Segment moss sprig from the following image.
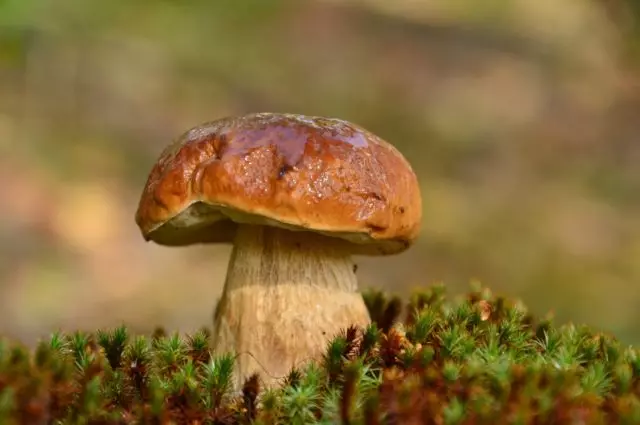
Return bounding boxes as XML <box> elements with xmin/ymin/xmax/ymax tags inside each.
<box><xmin>0</xmin><ymin>283</ymin><xmax>638</xmax><ymax>424</ymax></box>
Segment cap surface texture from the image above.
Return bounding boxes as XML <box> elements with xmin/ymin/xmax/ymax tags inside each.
<box><xmin>135</xmin><ymin>112</ymin><xmax>422</xmax><ymax>255</ymax></box>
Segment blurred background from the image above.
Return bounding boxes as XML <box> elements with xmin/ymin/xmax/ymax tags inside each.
<box><xmin>1</xmin><ymin>0</ymin><xmax>639</xmax><ymax>345</ymax></box>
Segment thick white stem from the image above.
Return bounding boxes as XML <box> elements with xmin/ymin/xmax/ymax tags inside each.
<box><xmin>212</xmin><ymin>224</ymin><xmax>371</xmax><ymax>389</ymax></box>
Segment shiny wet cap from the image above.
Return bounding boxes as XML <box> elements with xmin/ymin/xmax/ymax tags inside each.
<box><xmin>135</xmin><ymin>112</ymin><xmax>422</xmax><ymax>255</ymax></box>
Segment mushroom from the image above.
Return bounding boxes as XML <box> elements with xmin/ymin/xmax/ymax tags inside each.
<box><xmin>135</xmin><ymin>112</ymin><xmax>422</xmax><ymax>388</ymax></box>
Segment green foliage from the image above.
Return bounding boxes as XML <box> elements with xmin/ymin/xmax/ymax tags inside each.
<box><xmin>1</xmin><ymin>284</ymin><xmax>640</xmax><ymax>424</ymax></box>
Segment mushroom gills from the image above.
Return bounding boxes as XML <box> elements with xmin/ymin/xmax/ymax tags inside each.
<box><xmin>149</xmin><ymin>200</ymin><xmax>407</xmax><ymax>254</ymax></box>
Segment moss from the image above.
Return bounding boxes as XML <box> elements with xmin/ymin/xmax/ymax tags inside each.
<box><xmin>0</xmin><ymin>283</ymin><xmax>639</xmax><ymax>424</ymax></box>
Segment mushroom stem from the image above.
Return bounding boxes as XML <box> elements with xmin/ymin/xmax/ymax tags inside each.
<box><xmin>212</xmin><ymin>224</ymin><xmax>371</xmax><ymax>389</ymax></box>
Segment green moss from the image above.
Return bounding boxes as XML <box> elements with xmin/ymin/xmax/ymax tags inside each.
<box><xmin>0</xmin><ymin>283</ymin><xmax>639</xmax><ymax>424</ymax></box>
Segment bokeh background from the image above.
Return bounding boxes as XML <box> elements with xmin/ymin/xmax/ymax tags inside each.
<box><xmin>1</xmin><ymin>0</ymin><xmax>639</xmax><ymax>345</ymax></box>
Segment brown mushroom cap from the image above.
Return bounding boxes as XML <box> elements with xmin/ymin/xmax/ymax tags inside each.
<box><xmin>135</xmin><ymin>112</ymin><xmax>422</xmax><ymax>255</ymax></box>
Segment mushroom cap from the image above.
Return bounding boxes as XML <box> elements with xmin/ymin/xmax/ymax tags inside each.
<box><xmin>135</xmin><ymin>112</ymin><xmax>422</xmax><ymax>255</ymax></box>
